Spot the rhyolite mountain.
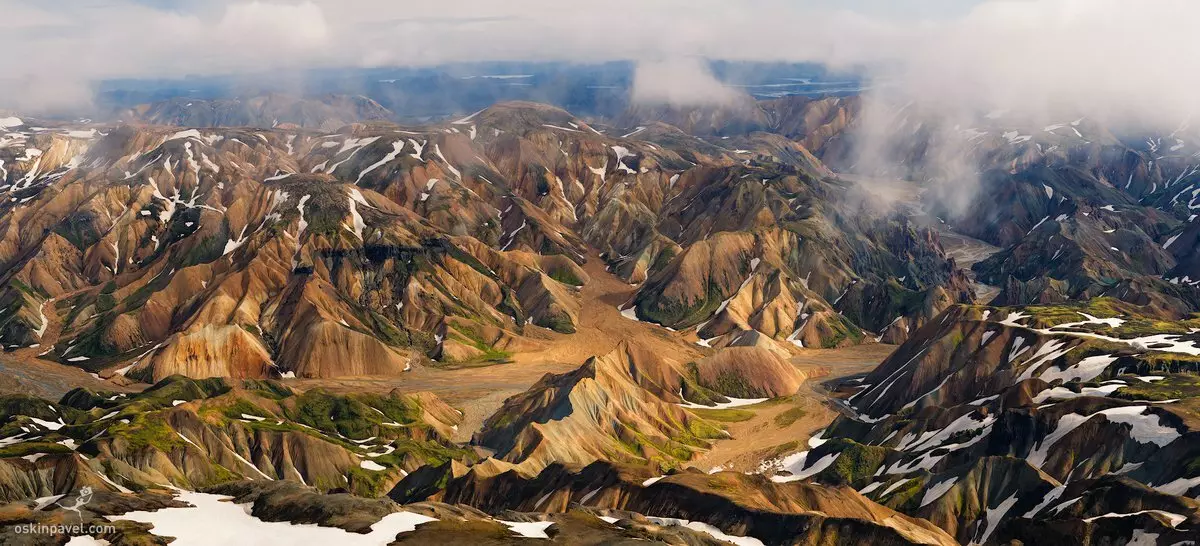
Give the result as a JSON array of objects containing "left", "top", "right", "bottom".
[
  {"left": 116, "top": 93, "right": 396, "bottom": 131},
  {"left": 3, "top": 85, "right": 1200, "bottom": 545},
  {"left": 619, "top": 95, "right": 1200, "bottom": 314},
  {"left": 789, "top": 299, "right": 1200, "bottom": 545},
  {"left": 0, "top": 100, "right": 971, "bottom": 384}
]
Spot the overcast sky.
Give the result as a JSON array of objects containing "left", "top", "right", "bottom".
[
  {"left": 4, "top": 0, "right": 1200, "bottom": 129},
  {"left": 1, "top": 0, "right": 974, "bottom": 79}
]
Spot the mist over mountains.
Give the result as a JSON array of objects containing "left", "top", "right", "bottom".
[
  {"left": 84, "top": 60, "right": 861, "bottom": 124},
  {"left": 4, "top": 1, "right": 1200, "bottom": 545}
]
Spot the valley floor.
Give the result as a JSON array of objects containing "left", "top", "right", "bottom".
[
  {"left": 2, "top": 249, "right": 900, "bottom": 455},
  {"left": 284, "top": 253, "right": 899, "bottom": 449},
  {"left": 686, "top": 344, "right": 895, "bottom": 473},
  {"left": 285, "top": 252, "right": 714, "bottom": 441}
]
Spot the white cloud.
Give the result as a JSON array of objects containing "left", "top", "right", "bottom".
[
  {"left": 0, "top": 1, "right": 332, "bottom": 111},
  {"left": 877, "top": 0, "right": 1200, "bottom": 128},
  {"left": 630, "top": 58, "right": 742, "bottom": 107},
  {"left": 0, "top": 0, "right": 1198, "bottom": 131}
]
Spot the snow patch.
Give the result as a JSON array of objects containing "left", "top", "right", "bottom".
[
  {"left": 499, "top": 521, "right": 554, "bottom": 539},
  {"left": 110, "top": 491, "right": 436, "bottom": 545},
  {"left": 645, "top": 517, "right": 764, "bottom": 546}
]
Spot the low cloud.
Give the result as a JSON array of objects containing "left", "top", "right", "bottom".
[
  {"left": 0, "top": 1, "right": 332, "bottom": 113},
  {"left": 872, "top": 0, "right": 1200, "bottom": 130},
  {"left": 1, "top": 0, "right": 1198, "bottom": 135},
  {"left": 630, "top": 58, "right": 742, "bottom": 107}
]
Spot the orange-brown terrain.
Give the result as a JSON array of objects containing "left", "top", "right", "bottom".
[{"left": 3, "top": 92, "right": 1200, "bottom": 545}]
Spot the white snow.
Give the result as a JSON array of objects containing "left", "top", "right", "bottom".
[
  {"left": 1127, "top": 531, "right": 1160, "bottom": 546},
  {"left": 222, "top": 226, "right": 249, "bottom": 256},
  {"left": 500, "top": 219, "right": 525, "bottom": 249},
  {"left": 166, "top": 129, "right": 202, "bottom": 142},
  {"left": 1008, "top": 337, "right": 1030, "bottom": 364},
  {"left": 969, "top": 395, "right": 1000, "bottom": 406},
  {"left": 622, "top": 126, "right": 646, "bottom": 138},
  {"left": 642, "top": 476, "right": 665, "bottom": 486},
  {"left": 356, "top": 140, "right": 405, "bottom": 184},
  {"left": 65, "top": 537, "right": 109, "bottom": 546},
  {"left": 433, "top": 144, "right": 460, "bottom": 179},
  {"left": 29, "top": 417, "right": 64, "bottom": 431},
  {"left": 347, "top": 194, "right": 367, "bottom": 240},
  {"left": 920, "top": 477, "right": 958, "bottom": 507},
  {"left": 1024, "top": 485, "right": 1066, "bottom": 517},
  {"left": 879, "top": 478, "right": 914, "bottom": 498},
  {"left": 230, "top": 451, "right": 271, "bottom": 480},
  {"left": 645, "top": 517, "right": 764, "bottom": 546},
  {"left": 1032, "top": 383, "right": 1124, "bottom": 403},
  {"left": 1035, "top": 327, "right": 1200, "bottom": 357},
  {"left": 0, "top": 434, "right": 27, "bottom": 447},
  {"left": 499, "top": 521, "right": 554, "bottom": 539},
  {"left": 1029, "top": 405, "right": 1179, "bottom": 468},
  {"left": 406, "top": 139, "right": 426, "bottom": 161},
  {"left": 858, "top": 482, "right": 884, "bottom": 495},
  {"left": 1003, "top": 131, "right": 1032, "bottom": 144},
  {"left": 611, "top": 146, "right": 637, "bottom": 174},
  {"left": 1153, "top": 475, "right": 1200, "bottom": 496},
  {"left": 899, "top": 412, "right": 996, "bottom": 453},
  {"left": 695, "top": 262, "right": 760, "bottom": 332},
  {"left": 975, "top": 493, "right": 1019, "bottom": 545},
  {"left": 34, "top": 301, "right": 49, "bottom": 339},
  {"left": 452, "top": 109, "right": 485, "bottom": 124},
  {"left": 1052, "top": 313, "right": 1125, "bottom": 330},
  {"left": 885, "top": 414, "right": 995, "bottom": 474},
  {"left": 326, "top": 137, "right": 380, "bottom": 174},
  {"left": 1038, "top": 354, "right": 1117, "bottom": 384},
  {"left": 678, "top": 393, "right": 768, "bottom": 410},
  {"left": 770, "top": 451, "right": 839, "bottom": 483},
  {"left": 110, "top": 491, "right": 437, "bottom": 545},
  {"left": 998, "top": 311, "right": 1029, "bottom": 327},
  {"left": 297, "top": 195, "right": 311, "bottom": 235},
  {"left": 588, "top": 160, "right": 608, "bottom": 182},
  {"left": 360, "top": 460, "right": 386, "bottom": 471},
  {"left": 1084, "top": 510, "right": 1186, "bottom": 528},
  {"left": 578, "top": 487, "right": 600, "bottom": 504},
  {"left": 420, "top": 178, "right": 440, "bottom": 203}
]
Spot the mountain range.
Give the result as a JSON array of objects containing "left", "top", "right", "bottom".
[{"left": 1, "top": 84, "right": 1199, "bottom": 545}]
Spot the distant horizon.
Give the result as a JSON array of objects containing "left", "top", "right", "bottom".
[{"left": 24, "top": 60, "right": 865, "bottom": 122}]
